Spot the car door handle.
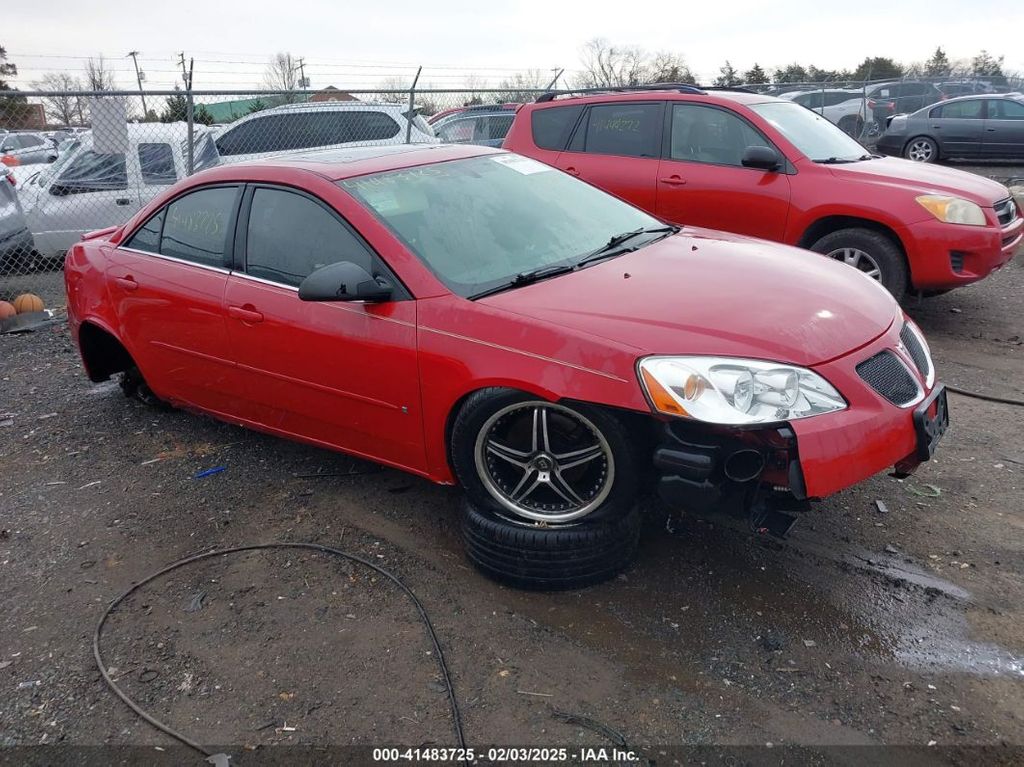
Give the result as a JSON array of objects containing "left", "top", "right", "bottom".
[
  {"left": 227, "top": 305, "right": 264, "bottom": 323},
  {"left": 659, "top": 176, "right": 687, "bottom": 186},
  {"left": 986, "top": 128, "right": 997, "bottom": 132},
  {"left": 114, "top": 276, "right": 138, "bottom": 291},
  {"left": 563, "top": 166, "right": 580, "bottom": 176},
  {"left": 115, "top": 198, "right": 131, "bottom": 206}
]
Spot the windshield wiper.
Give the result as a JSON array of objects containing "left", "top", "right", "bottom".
[
  {"left": 469, "top": 263, "right": 576, "bottom": 300},
  {"left": 576, "top": 225, "right": 679, "bottom": 268},
  {"left": 815, "top": 154, "right": 873, "bottom": 164}
]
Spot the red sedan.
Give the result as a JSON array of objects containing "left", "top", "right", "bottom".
[{"left": 65, "top": 144, "right": 948, "bottom": 589}]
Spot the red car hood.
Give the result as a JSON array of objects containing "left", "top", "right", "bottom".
[
  {"left": 481, "top": 230, "right": 899, "bottom": 368},
  {"left": 828, "top": 156, "right": 1010, "bottom": 206}
]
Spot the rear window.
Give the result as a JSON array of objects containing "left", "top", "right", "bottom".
[{"left": 530, "top": 105, "right": 583, "bottom": 150}]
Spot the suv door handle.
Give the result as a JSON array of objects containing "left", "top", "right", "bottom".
[
  {"left": 659, "top": 176, "right": 687, "bottom": 186},
  {"left": 227, "top": 305, "right": 264, "bottom": 324},
  {"left": 563, "top": 166, "right": 580, "bottom": 176},
  {"left": 115, "top": 198, "right": 131, "bottom": 206},
  {"left": 114, "top": 276, "right": 138, "bottom": 291}
]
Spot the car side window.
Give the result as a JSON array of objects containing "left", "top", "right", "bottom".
[
  {"left": 531, "top": 105, "right": 583, "bottom": 150},
  {"left": 936, "top": 100, "right": 984, "bottom": 119},
  {"left": 579, "top": 103, "right": 662, "bottom": 158},
  {"left": 57, "top": 151, "right": 128, "bottom": 193},
  {"left": 245, "top": 187, "right": 374, "bottom": 287},
  {"left": 160, "top": 187, "right": 238, "bottom": 268},
  {"left": 138, "top": 143, "right": 177, "bottom": 186},
  {"left": 991, "top": 100, "right": 1024, "bottom": 119},
  {"left": 216, "top": 118, "right": 272, "bottom": 156},
  {"left": 437, "top": 117, "right": 474, "bottom": 143},
  {"left": 669, "top": 104, "right": 771, "bottom": 166},
  {"left": 124, "top": 209, "right": 165, "bottom": 253}
]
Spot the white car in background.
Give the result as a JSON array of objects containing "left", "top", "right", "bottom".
[
  {"left": 213, "top": 101, "right": 437, "bottom": 163},
  {"left": 780, "top": 89, "right": 869, "bottom": 137},
  {"left": 16, "top": 123, "right": 219, "bottom": 259}
]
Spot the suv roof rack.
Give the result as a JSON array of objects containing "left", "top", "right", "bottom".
[
  {"left": 701, "top": 85, "right": 758, "bottom": 94},
  {"left": 536, "top": 82, "right": 706, "bottom": 102}
]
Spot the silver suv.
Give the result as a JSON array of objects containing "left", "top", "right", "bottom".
[{"left": 1, "top": 131, "right": 57, "bottom": 166}]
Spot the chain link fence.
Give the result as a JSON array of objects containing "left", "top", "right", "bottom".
[{"left": 2, "top": 74, "right": 1021, "bottom": 312}]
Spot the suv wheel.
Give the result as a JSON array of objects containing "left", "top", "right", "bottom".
[
  {"left": 809, "top": 228, "right": 909, "bottom": 302},
  {"left": 904, "top": 136, "right": 938, "bottom": 163},
  {"left": 450, "top": 389, "right": 641, "bottom": 588}
]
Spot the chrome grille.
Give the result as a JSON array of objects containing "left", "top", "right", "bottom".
[
  {"left": 995, "top": 197, "right": 1018, "bottom": 227},
  {"left": 900, "top": 323, "right": 931, "bottom": 381},
  {"left": 857, "top": 351, "right": 920, "bottom": 407}
]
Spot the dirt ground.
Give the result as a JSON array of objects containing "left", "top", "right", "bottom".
[{"left": 1, "top": 164, "right": 1023, "bottom": 765}]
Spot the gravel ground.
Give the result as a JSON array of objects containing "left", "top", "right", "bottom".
[{"left": 0, "top": 162, "right": 1022, "bottom": 764}]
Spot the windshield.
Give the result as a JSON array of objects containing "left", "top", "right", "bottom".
[
  {"left": 340, "top": 154, "right": 661, "bottom": 298},
  {"left": 36, "top": 139, "right": 82, "bottom": 188},
  {"left": 751, "top": 101, "right": 869, "bottom": 162}
]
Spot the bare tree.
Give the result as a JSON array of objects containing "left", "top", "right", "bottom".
[
  {"left": 461, "top": 74, "right": 489, "bottom": 106},
  {"left": 264, "top": 52, "right": 299, "bottom": 102},
  {"left": 376, "top": 76, "right": 410, "bottom": 104},
  {"left": 32, "top": 73, "right": 86, "bottom": 125},
  {"left": 647, "top": 52, "right": 694, "bottom": 84},
  {"left": 84, "top": 56, "right": 116, "bottom": 90},
  {"left": 575, "top": 38, "right": 649, "bottom": 88},
  {"left": 495, "top": 69, "right": 546, "bottom": 102}
]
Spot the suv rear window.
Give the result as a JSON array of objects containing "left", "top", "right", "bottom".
[{"left": 530, "top": 105, "right": 583, "bottom": 150}]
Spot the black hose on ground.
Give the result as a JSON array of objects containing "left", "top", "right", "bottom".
[
  {"left": 93, "top": 542, "right": 466, "bottom": 760},
  {"left": 947, "top": 385, "right": 1024, "bottom": 407}
]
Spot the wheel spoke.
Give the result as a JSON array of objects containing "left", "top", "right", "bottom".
[
  {"left": 555, "top": 443, "right": 605, "bottom": 471},
  {"left": 510, "top": 470, "right": 540, "bottom": 502},
  {"left": 843, "top": 249, "right": 859, "bottom": 266},
  {"left": 548, "top": 469, "right": 585, "bottom": 507},
  {"left": 864, "top": 268, "right": 881, "bottom": 280},
  {"left": 486, "top": 439, "right": 530, "bottom": 468},
  {"left": 531, "top": 407, "right": 551, "bottom": 453}
]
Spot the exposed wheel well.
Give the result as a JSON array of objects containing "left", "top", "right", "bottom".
[
  {"left": 78, "top": 322, "right": 134, "bottom": 383},
  {"left": 798, "top": 215, "right": 907, "bottom": 256}
]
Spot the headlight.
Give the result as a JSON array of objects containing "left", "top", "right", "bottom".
[
  {"left": 916, "top": 195, "right": 987, "bottom": 226},
  {"left": 638, "top": 356, "right": 846, "bottom": 425}
]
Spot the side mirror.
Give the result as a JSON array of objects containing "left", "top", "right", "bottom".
[
  {"left": 741, "top": 145, "right": 781, "bottom": 171},
  {"left": 298, "top": 261, "right": 393, "bottom": 303}
]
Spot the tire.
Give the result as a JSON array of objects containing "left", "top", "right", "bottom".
[
  {"left": 120, "top": 366, "right": 169, "bottom": 409},
  {"left": 809, "top": 227, "right": 909, "bottom": 302},
  {"left": 904, "top": 136, "right": 939, "bottom": 163},
  {"left": 460, "top": 499, "right": 641, "bottom": 590},
  {"left": 838, "top": 115, "right": 864, "bottom": 139},
  {"left": 450, "top": 388, "right": 639, "bottom": 524}
]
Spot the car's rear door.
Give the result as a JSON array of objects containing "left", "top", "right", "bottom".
[
  {"left": 105, "top": 184, "right": 240, "bottom": 411},
  {"left": 929, "top": 99, "right": 985, "bottom": 157},
  {"left": 655, "top": 102, "right": 791, "bottom": 240},
  {"left": 553, "top": 101, "right": 664, "bottom": 212},
  {"left": 222, "top": 183, "right": 425, "bottom": 472},
  {"left": 982, "top": 98, "right": 1024, "bottom": 159}
]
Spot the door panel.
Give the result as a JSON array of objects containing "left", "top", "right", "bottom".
[
  {"left": 554, "top": 102, "right": 664, "bottom": 211},
  {"left": 223, "top": 276, "right": 425, "bottom": 471},
  {"left": 982, "top": 99, "right": 1024, "bottom": 158},
  {"left": 930, "top": 100, "right": 984, "bottom": 156},
  {"left": 656, "top": 103, "right": 791, "bottom": 239}
]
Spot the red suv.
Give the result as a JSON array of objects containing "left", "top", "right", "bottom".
[{"left": 504, "top": 85, "right": 1022, "bottom": 301}]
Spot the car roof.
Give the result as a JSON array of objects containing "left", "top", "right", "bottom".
[
  {"left": 230, "top": 143, "right": 500, "bottom": 180},
  {"left": 530, "top": 88, "right": 777, "bottom": 108}
]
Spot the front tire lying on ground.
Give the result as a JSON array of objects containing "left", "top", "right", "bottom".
[{"left": 451, "top": 388, "right": 642, "bottom": 589}]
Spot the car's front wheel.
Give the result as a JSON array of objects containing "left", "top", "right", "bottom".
[
  {"left": 904, "top": 136, "right": 939, "bottom": 163},
  {"left": 809, "top": 227, "right": 909, "bottom": 302},
  {"left": 450, "top": 389, "right": 641, "bottom": 589}
]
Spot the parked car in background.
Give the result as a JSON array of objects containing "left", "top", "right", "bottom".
[
  {"left": 17, "top": 123, "right": 219, "bottom": 260},
  {"left": 864, "top": 81, "right": 944, "bottom": 126},
  {"left": 214, "top": 102, "right": 437, "bottom": 163},
  {"left": 66, "top": 143, "right": 948, "bottom": 589},
  {"left": 0, "top": 164, "right": 35, "bottom": 271},
  {"left": 1, "top": 131, "right": 58, "bottom": 166},
  {"left": 503, "top": 85, "right": 1022, "bottom": 301},
  {"left": 877, "top": 94, "right": 1024, "bottom": 163},
  {"left": 781, "top": 89, "right": 868, "bottom": 136},
  {"left": 938, "top": 81, "right": 991, "bottom": 99},
  {"left": 433, "top": 104, "right": 519, "bottom": 147}
]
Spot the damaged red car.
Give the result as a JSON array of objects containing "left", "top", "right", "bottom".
[{"left": 65, "top": 144, "right": 948, "bottom": 590}]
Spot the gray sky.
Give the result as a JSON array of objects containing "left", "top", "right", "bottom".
[{"left": 6, "top": 0, "right": 1023, "bottom": 91}]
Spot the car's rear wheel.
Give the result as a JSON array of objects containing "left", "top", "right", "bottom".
[
  {"left": 904, "top": 136, "right": 939, "bottom": 163},
  {"left": 450, "top": 389, "right": 641, "bottom": 589},
  {"left": 838, "top": 115, "right": 864, "bottom": 139},
  {"left": 809, "top": 227, "right": 909, "bottom": 302}
]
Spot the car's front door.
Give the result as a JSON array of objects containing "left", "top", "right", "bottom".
[
  {"left": 554, "top": 101, "right": 663, "bottom": 211},
  {"left": 106, "top": 185, "right": 241, "bottom": 411},
  {"left": 222, "top": 184, "right": 425, "bottom": 472},
  {"left": 929, "top": 99, "right": 985, "bottom": 157},
  {"left": 655, "top": 103, "right": 791, "bottom": 239},
  {"left": 983, "top": 99, "right": 1024, "bottom": 159}
]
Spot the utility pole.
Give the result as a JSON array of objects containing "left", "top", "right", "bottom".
[
  {"left": 292, "top": 57, "right": 309, "bottom": 89},
  {"left": 126, "top": 50, "right": 148, "bottom": 117},
  {"left": 546, "top": 68, "right": 564, "bottom": 90},
  {"left": 178, "top": 52, "right": 191, "bottom": 89}
]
